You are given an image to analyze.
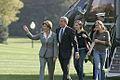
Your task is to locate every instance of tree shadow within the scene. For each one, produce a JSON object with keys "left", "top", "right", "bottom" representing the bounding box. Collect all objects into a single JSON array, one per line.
[{"left": 0, "top": 74, "right": 91, "bottom": 80}]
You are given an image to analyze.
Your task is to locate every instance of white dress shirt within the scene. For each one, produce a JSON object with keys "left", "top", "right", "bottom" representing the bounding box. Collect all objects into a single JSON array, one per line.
[
  {"left": 43, "top": 30, "right": 52, "bottom": 41},
  {"left": 59, "top": 26, "right": 67, "bottom": 42}
]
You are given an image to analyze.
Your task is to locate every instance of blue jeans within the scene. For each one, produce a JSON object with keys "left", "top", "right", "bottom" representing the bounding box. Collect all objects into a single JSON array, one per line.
[
  {"left": 74, "top": 48, "right": 87, "bottom": 80},
  {"left": 93, "top": 50, "right": 106, "bottom": 80}
]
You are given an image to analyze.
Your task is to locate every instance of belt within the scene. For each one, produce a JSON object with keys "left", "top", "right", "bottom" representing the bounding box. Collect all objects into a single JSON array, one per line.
[{"left": 78, "top": 47, "right": 86, "bottom": 50}]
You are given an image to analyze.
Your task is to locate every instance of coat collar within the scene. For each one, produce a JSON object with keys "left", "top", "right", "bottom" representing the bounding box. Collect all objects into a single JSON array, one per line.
[{"left": 41, "top": 30, "right": 53, "bottom": 41}]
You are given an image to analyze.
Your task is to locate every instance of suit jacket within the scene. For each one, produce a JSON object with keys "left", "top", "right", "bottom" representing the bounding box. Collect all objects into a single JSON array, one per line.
[
  {"left": 26, "top": 31, "right": 58, "bottom": 58},
  {"left": 56, "top": 26, "right": 78, "bottom": 58}
]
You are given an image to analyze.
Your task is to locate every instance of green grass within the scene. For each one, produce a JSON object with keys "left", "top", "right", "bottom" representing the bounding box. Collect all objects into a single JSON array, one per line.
[{"left": 0, "top": 38, "right": 119, "bottom": 80}]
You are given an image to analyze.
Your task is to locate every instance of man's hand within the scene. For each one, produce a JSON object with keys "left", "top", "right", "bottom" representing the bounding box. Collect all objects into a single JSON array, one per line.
[
  {"left": 53, "top": 57, "right": 57, "bottom": 62},
  {"left": 23, "top": 25, "right": 29, "bottom": 33},
  {"left": 75, "top": 52, "right": 80, "bottom": 60}
]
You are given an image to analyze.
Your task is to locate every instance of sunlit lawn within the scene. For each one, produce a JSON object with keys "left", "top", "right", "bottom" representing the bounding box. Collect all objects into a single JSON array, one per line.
[{"left": 0, "top": 38, "right": 119, "bottom": 80}]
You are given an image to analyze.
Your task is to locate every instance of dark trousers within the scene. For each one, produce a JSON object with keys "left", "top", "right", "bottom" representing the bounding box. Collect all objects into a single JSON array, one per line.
[
  {"left": 93, "top": 61, "right": 95, "bottom": 79},
  {"left": 59, "top": 56, "right": 72, "bottom": 80}
]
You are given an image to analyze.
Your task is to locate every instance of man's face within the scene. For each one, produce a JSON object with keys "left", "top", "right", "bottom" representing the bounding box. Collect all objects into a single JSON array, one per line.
[{"left": 59, "top": 18, "right": 66, "bottom": 28}]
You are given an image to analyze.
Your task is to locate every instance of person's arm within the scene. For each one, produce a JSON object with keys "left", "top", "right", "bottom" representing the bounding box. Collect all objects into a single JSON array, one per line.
[
  {"left": 26, "top": 32, "right": 40, "bottom": 40},
  {"left": 94, "top": 31, "right": 111, "bottom": 46},
  {"left": 87, "top": 41, "right": 95, "bottom": 55},
  {"left": 87, "top": 31, "right": 97, "bottom": 55},
  {"left": 105, "top": 31, "right": 111, "bottom": 46},
  {"left": 94, "top": 39, "right": 106, "bottom": 44},
  {"left": 82, "top": 32, "right": 92, "bottom": 42},
  {"left": 53, "top": 33, "right": 59, "bottom": 61},
  {"left": 70, "top": 28, "right": 78, "bottom": 52},
  {"left": 23, "top": 25, "right": 40, "bottom": 40},
  {"left": 69, "top": 28, "right": 79, "bottom": 59}
]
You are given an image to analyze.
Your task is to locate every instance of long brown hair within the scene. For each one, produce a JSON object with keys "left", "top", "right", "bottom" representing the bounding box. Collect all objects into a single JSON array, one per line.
[{"left": 74, "top": 20, "right": 84, "bottom": 30}]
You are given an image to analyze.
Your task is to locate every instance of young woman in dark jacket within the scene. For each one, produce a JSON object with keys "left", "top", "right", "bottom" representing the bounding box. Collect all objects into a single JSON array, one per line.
[{"left": 74, "top": 20, "right": 91, "bottom": 80}]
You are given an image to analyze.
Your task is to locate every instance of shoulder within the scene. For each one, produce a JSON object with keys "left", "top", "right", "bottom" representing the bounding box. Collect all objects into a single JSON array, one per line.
[
  {"left": 105, "top": 31, "right": 110, "bottom": 38},
  {"left": 81, "top": 30, "right": 88, "bottom": 34},
  {"left": 79, "top": 31, "right": 88, "bottom": 37},
  {"left": 66, "top": 26, "right": 74, "bottom": 32},
  {"left": 67, "top": 26, "right": 73, "bottom": 30},
  {"left": 56, "top": 27, "right": 60, "bottom": 31},
  {"left": 105, "top": 31, "right": 109, "bottom": 33},
  {"left": 104, "top": 31, "right": 110, "bottom": 35},
  {"left": 52, "top": 32, "right": 57, "bottom": 37},
  {"left": 52, "top": 32, "right": 56, "bottom": 35},
  {"left": 36, "top": 32, "right": 43, "bottom": 38},
  {"left": 39, "top": 31, "right": 43, "bottom": 35}
]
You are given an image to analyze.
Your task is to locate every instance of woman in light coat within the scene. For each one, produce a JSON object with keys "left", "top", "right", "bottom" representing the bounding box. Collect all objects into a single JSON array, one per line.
[{"left": 23, "top": 20, "right": 58, "bottom": 80}]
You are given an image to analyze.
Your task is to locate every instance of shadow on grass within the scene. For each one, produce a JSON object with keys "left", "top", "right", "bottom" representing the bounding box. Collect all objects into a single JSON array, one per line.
[
  {"left": 0, "top": 74, "right": 119, "bottom": 80},
  {"left": 10, "top": 41, "right": 36, "bottom": 44},
  {"left": 0, "top": 74, "right": 90, "bottom": 80}
]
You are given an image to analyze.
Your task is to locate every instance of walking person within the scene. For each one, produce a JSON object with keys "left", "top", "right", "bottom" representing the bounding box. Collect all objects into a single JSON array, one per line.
[
  {"left": 56, "top": 16, "right": 79, "bottom": 80},
  {"left": 73, "top": 20, "right": 91, "bottom": 80},
  {"left": 88, "top": 20, "right": 111, "bottom": 80},
  {"left": 23, "top": 20, "right": 58, "bottom": 80},
  {"left": 89, "top": 12, "right": 106, "bottom": 79}
]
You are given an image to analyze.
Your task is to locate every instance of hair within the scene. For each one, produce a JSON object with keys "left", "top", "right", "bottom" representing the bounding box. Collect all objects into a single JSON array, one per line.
[
  {"left": 75, "top": 20, "right": 84, "bottom": 29},
  {"left": 74, "top": 20, "right": 83, "bottom": 26},
  {"left": 95, "top": 20, "right": 107, "bottom": 31},
  {"left": 42, "top": 20, "right": 52, "bottom": 29},
  {"left": 60, "top": 16, "right": 69, "bottom": 24}
]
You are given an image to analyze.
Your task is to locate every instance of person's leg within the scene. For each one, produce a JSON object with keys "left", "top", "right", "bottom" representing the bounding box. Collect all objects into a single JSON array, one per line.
[
  {"left": 59, "top": 56, "right": 71, "bottom": 80},
  {"left": 93, "top": 50, "right": 101, "bottom": 80},
  {"left": 74, "top": 53, "right": 80, "bottom": 77},
  {"left": 78, "top": 49, "right": 87, "bottom": 80},
  {"left": 47, "top": 57, "right": 55, "bottom": 80},
  {"left": 40, "top": 57, "right": 46, "bottom": 80},
  {"left": 90, "top": 52, "right": 95, "bottom": 79},
  {"left": 87, "top": 52, "right": 95, "bottom": 79},
  {"left": 93, "top": 60, "right": 95, "bottom": 79},
  {"left": 59, "top": 56, "right": 65, "bottom": 80},
  {"left": 65, "top": 58, "right": 71, "bottom": 80},
  {"left": 100, "top": 52, "right": 106, "bottom": 80}
]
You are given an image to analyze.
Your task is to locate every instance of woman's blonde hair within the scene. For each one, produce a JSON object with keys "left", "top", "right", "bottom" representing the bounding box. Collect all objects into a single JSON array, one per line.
[
  {"left": 42, "top": 20, "right": 53, "bottom": 29},
  {"left": 95, "top": 20, "right": 107, "bottom": 31}
]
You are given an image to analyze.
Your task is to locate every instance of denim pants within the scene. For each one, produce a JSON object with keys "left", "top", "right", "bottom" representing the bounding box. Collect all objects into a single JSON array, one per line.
[
  {"left": 74, "top": 48, "right": 87, "bottom": 80},
  {"left": 93, "top": 50, "right": 106, "bottom": 80}
]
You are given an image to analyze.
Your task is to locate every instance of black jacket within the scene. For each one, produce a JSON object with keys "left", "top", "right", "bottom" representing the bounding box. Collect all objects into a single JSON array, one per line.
[{"left": 56, "top": 27, "right": 78, "bottom": 58}]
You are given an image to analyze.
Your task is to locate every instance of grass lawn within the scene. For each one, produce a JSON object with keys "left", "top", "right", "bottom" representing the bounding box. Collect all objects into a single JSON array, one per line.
[{"left": 0, "top": 38, "right": 119, "bottom": 80}]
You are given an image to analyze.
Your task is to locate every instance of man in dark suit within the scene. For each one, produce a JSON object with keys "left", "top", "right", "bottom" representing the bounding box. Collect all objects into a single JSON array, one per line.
[{"left": 56, "top": 16, "right": 79, "bottom": 80}]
